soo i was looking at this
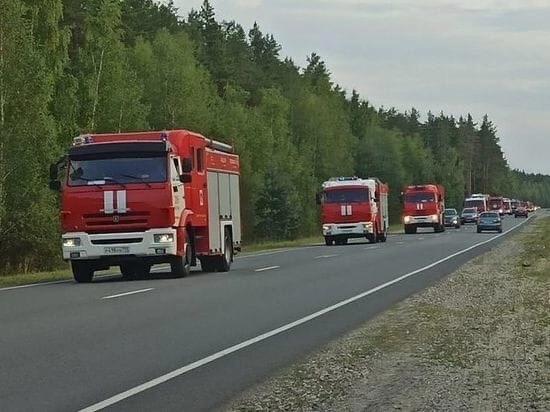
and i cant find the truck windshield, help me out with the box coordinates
[405,192,435,203]
[68,155,167,186]
[323,189,369,203]
[465,199,485,210]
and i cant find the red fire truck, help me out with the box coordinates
[319,177,389,245]
[402,184,446,234]
[49,130,241,283]
[488,196,505,215]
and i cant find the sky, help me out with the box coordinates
[173,0,550,174]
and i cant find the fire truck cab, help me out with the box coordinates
[50,130,241,283]
[319,177,389,245]
[402,184,446,234]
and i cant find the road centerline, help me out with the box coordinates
[254,266,280,272]
[314,254,339,259]
[101,288,154,300]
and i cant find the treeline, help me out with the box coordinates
[0,0,547,273]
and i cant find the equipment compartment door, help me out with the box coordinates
[207,172,221,253]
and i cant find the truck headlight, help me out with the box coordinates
[363,223,373,232]
[403,216,412,224]
[154,234,174,243]
[63,238,81,247]
[431,214,439,222]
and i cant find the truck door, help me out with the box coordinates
[170,156,185,225]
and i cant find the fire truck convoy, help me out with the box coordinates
[464,193,489,213]
[488,196,505,215]
[49,130,242,283]
[402,184,446,234]
[319,177,389,245]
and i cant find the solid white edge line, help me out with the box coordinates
[314,254,339,259]
[101,288,154,300]
[80,216,531,412]
[254,266,280,272]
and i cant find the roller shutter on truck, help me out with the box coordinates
[207,171,241,253]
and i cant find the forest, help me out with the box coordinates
[1,0,549,273]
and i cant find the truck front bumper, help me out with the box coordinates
[322,222,374,237]
[403,215,439,227]
[62,229,178,261]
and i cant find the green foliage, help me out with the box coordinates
[0,0,548,274]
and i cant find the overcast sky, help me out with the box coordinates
[173,0,550,174]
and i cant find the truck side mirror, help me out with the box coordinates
[180,174,192,184]
[49,180,61,191]
[181,158,193,173]
[49,163,58,180]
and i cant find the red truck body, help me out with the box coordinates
[52,130,241,282]
[320,177,389,245]
[402,184,446,234]
[488,196,505,215]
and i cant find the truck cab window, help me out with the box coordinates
[197,148,205,172]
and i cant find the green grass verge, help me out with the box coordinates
[520,217,550,280]
[0,268,72,288]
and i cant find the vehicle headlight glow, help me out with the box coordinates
[63,238,81,247]
[154,234,174,243]
[363,223,373,231]
[403,216,412,224]
[431,214,439,222]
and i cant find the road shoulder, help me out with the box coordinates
[228,215,550,411]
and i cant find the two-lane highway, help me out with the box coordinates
[0,216,532,411]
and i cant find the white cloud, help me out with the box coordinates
[173,0,550,173]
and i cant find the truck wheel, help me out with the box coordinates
[171,244,192,278]
[216,230,233,272]
[324,236,334,246]
[200,257,216,272]
[404,225,416,235]
[72,262,94,283]
[120,264,136,279]
[379,226,388,243]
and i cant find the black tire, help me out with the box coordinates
[216,230,233,272]
[498,228,503,233]
[477,228,482,233]
[379,225,388,243]
[171,243,192,278]
[404,225,417,235]
[120,264,136,280]
[72,261,94,283]
[455,224,460,229]
[200,257,216,273]
[324,236,333,246]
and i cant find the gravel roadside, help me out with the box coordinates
[228,215,550,411]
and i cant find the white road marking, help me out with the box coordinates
[396,241,405,245]
[365,246,380,250]
[79,216,532,412]
[418,237,425,240]
[238,246,319,259]
[101,288,154,300]
[314,254,339,259]
[254,266,280,272]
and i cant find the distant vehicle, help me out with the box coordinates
[514,204,529,218]
[488,196,504,215]
[477,212,503,233]
[461,207,479,224]
[464,194,489,212]
[402,184,446,234]
[50,130,242,283]
[319,176,389,245]
[503,198,512,215]
[444,208,461,229]
[511,199,520,212]
[526,201,535,212]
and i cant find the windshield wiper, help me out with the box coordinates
[103,177,127,188]
[118,174,152,188]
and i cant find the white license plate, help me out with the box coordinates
[104,246,130,255]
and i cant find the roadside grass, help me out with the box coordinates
[0,268,72,288]
[520,217,550,280]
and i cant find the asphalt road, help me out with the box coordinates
[0,215,534,412]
